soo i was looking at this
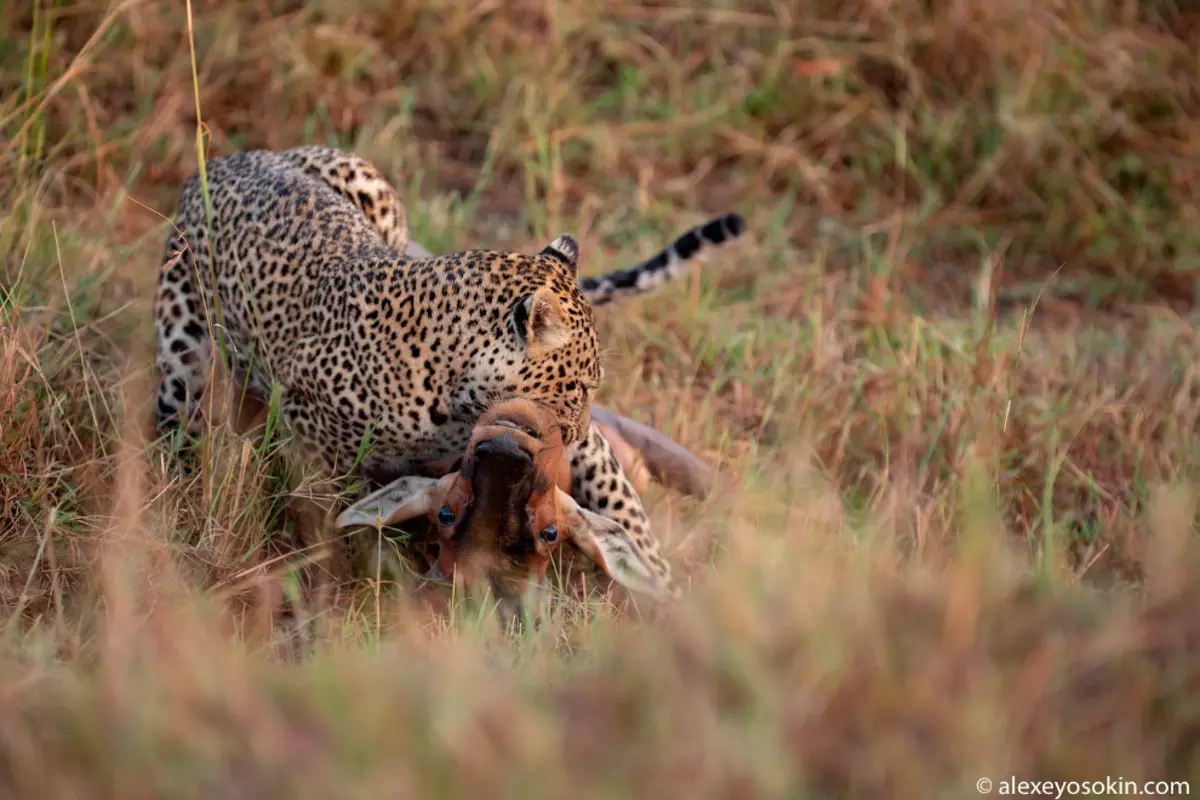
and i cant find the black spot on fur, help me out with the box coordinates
[674,230,701,260]
[724,212,746,237]
[700,217,728,244]
[610,267,641,289]
[642,252,669,274]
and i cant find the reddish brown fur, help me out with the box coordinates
[419,400,572,596]
[335,396,720,617]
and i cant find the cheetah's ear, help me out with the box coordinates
[514,286,572,355]
[555,488,671,599]
[540,234,579,275]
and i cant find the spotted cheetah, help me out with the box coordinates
[153,145,745,597]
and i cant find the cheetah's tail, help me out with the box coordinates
[577,212,746,308]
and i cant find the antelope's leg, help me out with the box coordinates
[589,405,716,500]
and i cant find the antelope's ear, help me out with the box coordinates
[556,489,671,599]
[336,474,456,529]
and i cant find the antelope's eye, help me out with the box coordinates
[538,523,558,544]
[437,505,457,526]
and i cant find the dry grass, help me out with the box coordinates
[2,0,1200,796]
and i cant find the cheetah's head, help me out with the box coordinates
[475,234,602,447]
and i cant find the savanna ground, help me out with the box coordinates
[2,0,1200,796]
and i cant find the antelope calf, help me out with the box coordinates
[336,399,713,622]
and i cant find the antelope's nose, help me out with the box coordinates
[474,433,532,465]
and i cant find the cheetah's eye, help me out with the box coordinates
[538,523,558,544]
[437,505,457,526]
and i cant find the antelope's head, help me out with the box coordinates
[337,399,668,622]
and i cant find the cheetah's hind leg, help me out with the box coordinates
[152,230,270,463]
[152,230,215,439]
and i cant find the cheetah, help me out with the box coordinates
[153,145,745,598]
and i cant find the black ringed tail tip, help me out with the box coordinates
[577,211,747,307]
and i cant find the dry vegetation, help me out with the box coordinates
[2,0,1200,796]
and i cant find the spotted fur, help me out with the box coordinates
[153,146,742,599]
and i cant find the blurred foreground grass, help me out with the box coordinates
[2,0,1200,795]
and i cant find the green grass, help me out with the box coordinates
[2,0,1200,796]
